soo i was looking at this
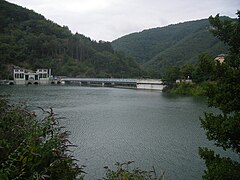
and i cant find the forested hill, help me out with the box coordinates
[0,0,142,79]
[111,19,229,76]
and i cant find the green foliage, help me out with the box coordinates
[179,64,194,79]
[162,52,220,95]
[162,63,193,85]
[103,161,164,180]
[199,148,240,180]
[164,82,208,96]
[0,0,142,79]
[199,11,240,180]
[192,53,216,83]
[162,66,180,84]
[112,18,229,76]
[0,97,85,179]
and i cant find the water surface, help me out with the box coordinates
[0,85,216,179]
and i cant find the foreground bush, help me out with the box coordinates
[0,97,85,179]
[103,161,164,180]
[199,11,240,179]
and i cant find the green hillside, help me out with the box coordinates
[111,19,228,76]
[0,0,142,79]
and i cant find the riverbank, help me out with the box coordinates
[163,82,210,96]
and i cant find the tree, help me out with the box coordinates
[0,0,142,79]
[104,161,164,180]
[162,66,180,84]
[179,63,194,79]
[192,53,216,83]
[0,97,85,179]
[199,11,240,179]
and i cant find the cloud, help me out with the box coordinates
[7,0,240,41]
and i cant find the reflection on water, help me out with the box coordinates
[0,85,223,179]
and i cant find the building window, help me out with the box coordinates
[43,74,47,78]
[20,73,24,79]
[15,73,20,79]
[39,73,43,78]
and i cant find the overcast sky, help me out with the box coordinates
[7,0,240,41]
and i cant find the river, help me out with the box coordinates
[0,85,220,179]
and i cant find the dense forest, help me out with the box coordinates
[0,0,142,79]
[0,0,232,80]
[112,19,229,77]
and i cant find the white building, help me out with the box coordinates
[215,54,225,64]
[136,79,165,90]
[13,68,52,85]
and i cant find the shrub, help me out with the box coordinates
[103,161,164,180]
[165,82,209,96]
[0,97,85,179]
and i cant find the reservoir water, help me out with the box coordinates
[0,85,219,179]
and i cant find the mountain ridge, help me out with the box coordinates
[0,0,142,79]
[0,0,229,79]
[111,18,228,76]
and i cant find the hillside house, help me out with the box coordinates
[215,54,225,63]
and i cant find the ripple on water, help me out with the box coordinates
[0,85,233,180]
